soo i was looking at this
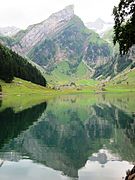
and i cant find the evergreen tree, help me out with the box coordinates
[113,0,135,55]
[0,44,46,86]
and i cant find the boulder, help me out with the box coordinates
[125,166,135,180]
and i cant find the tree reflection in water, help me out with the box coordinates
[0,94,134,179]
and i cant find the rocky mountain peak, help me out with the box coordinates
[85,18,113,36]
[12,5,75,55]
[95,18,105,24]
[48,5,74,22]
[65,4,74,12]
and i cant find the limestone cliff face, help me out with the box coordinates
[0,6,133,80]
[12,5,75,56]
[10,5,111,71]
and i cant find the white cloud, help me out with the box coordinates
[0,0,120,29]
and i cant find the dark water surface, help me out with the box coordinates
[0,93,135,180]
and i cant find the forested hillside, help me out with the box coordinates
[0,43,46,86]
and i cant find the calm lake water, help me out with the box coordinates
[0,93,135,180]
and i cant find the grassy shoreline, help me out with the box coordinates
[1,77,135,97]
[1,77,135,113]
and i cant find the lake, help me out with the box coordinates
[0,93,135,180]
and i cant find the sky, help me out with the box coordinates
[0,0,120,29]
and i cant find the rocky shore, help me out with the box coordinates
[125,166,135,180]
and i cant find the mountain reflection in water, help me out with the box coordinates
[0,94,134,180]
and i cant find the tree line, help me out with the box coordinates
[0,43,46,86]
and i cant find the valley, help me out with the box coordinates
[0,1,135,180]
[0,5,135,94]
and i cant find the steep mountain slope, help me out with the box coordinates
[28,15,111,69]
[102,29,114,44]
[0,35,15,48]
[12,6,110,64]
[12,5,75,56]
[0,43,46,86]
[107,66,135,88]
[0,6,134,84]
[93,54,133,79]
[92,29,135,80]
[0,6,112,84]
[102,28,119,54]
